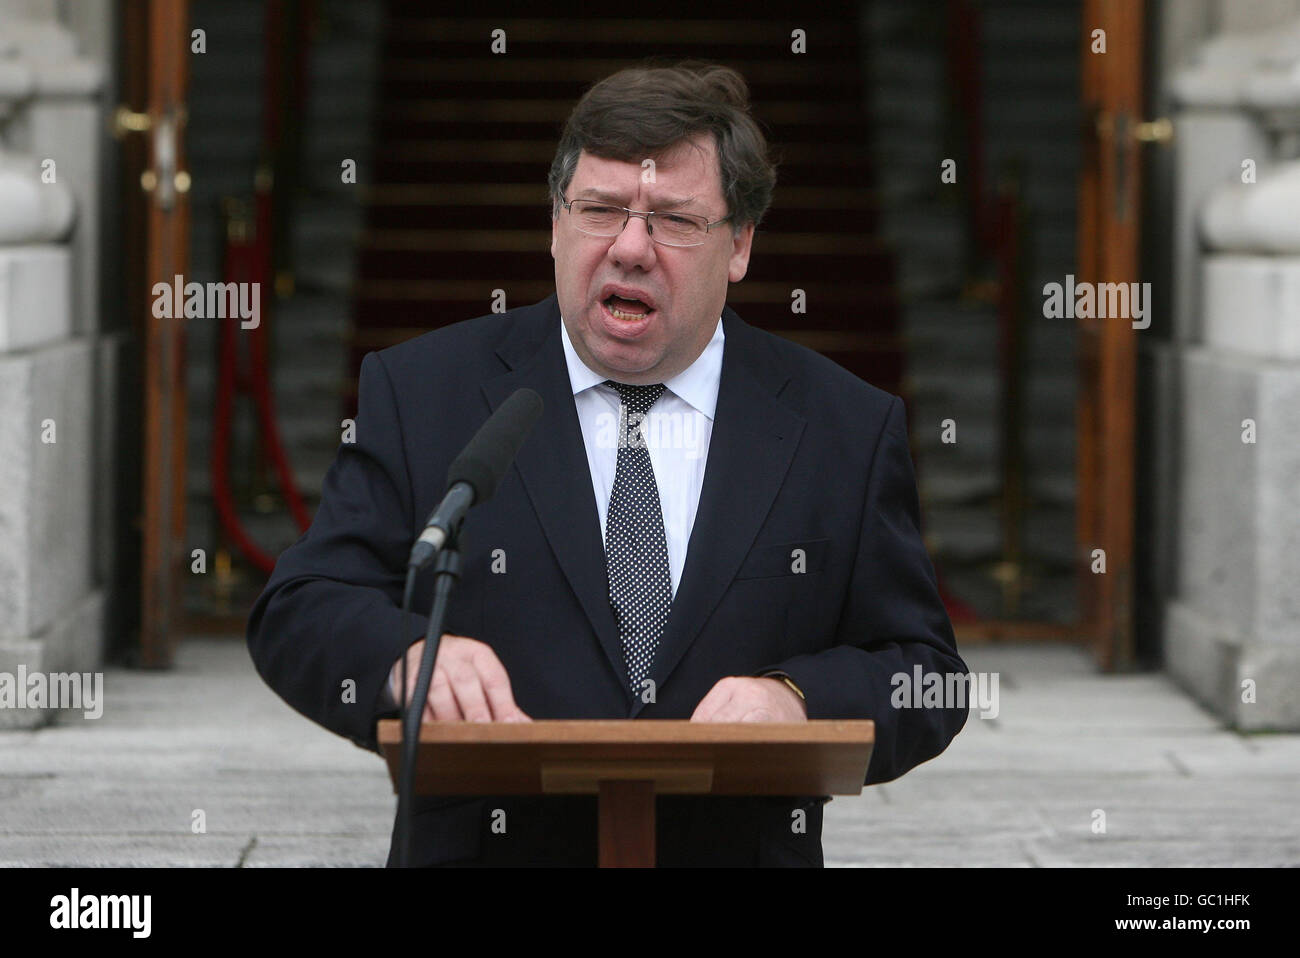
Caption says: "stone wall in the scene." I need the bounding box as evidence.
[0,0,113,729]
[1158,2,1300,729]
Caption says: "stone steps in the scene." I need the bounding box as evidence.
[182,0,383,572]
[868,0,1082,618]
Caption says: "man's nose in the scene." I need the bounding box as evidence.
[608,213,658,269]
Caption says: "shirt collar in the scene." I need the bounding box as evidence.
[559,314,725,421]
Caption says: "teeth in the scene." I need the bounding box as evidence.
[607,300,650,320]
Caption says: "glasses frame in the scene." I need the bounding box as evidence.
[560,195,732,248]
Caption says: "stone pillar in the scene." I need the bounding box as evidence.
[1164,19,1300,729]
[0,3,108,729]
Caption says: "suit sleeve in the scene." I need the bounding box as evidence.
[765,395,970,784]
[246,351,427,754]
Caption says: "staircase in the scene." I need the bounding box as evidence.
[866,0,1081,622]
[184,0,385,607]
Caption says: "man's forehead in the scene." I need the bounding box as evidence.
[572,186,702,209]
[571,142,721,204]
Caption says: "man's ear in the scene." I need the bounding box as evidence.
[728,221,756,283]
[551,210,559,259]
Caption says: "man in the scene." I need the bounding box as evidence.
[247,62,969,866]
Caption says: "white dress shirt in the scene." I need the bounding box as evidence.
[560,316,724,597]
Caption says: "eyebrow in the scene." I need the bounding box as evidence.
[574,188,699,210]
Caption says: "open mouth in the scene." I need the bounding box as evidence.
[602,294,655,321]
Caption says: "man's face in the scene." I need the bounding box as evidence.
[551,134,755,385]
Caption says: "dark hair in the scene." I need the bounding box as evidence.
[548,60,777,233]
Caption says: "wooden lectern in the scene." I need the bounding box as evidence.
[377,719,874,867]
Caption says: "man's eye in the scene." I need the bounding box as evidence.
[663,215,694,226]
[585,205,617,214]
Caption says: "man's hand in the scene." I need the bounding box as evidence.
[391,634,532,723]
[690,676,808,722]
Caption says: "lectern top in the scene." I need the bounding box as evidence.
[377,719,875,796]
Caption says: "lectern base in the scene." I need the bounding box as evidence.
[598,780,656,867]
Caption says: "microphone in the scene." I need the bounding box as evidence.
[407,388,543,568]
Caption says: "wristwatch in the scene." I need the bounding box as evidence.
[760,670,805,702]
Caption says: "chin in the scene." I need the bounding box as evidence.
[596,340,663,372]
[597,347,654,373]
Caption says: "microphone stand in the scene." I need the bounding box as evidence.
[396,535,462,868]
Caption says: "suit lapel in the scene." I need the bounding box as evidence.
[481,296,627,691]
[630,307,805,717]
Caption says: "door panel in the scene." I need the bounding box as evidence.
[122,0,192,667]
[1076,0,1143,670]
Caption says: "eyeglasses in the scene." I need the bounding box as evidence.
[560,196,731,248]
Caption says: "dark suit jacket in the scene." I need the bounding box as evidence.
[246,293,969,866]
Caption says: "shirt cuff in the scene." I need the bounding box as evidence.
[376,666,400,716]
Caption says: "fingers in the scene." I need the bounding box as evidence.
[691,677,800,722]
[700,694,763,723]
[716,704,775,723]
[406,635,532,723]
[690,678,734,722]
[473,646,531,722]
[446,659,493,722]
[428,667,462,720]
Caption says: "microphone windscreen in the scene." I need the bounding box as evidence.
[446,388,543,503]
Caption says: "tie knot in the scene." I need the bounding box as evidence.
[605,380,666,415]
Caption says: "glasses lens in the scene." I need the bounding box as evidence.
[570,201,625,236]
[651,212,706,246]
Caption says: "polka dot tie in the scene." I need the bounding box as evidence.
[603,381,672,692]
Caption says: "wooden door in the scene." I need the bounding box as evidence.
[1076,0,1144,671]
[121,0,192,667]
